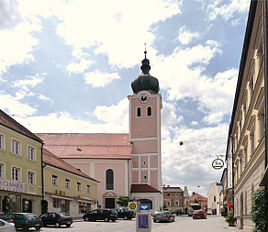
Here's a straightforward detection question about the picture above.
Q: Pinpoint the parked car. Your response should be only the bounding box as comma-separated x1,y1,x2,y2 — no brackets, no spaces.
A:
0,219,16,232
9,213,42,231
0,213,14,223
40,212,73,228
188,209,193,216
83,209,118,222
152,211,175,223
192,210,207,219
115,208,135,220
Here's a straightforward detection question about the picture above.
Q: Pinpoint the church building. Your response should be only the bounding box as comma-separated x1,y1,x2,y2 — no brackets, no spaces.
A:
37,51,163,211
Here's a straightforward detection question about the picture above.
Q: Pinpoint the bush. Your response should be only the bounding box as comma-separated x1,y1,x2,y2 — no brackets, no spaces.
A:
251,189,268,232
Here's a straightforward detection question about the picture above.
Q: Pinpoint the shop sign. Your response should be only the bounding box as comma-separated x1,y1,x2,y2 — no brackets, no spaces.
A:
128,201,137,211
0,179,25,192
212,158,224,170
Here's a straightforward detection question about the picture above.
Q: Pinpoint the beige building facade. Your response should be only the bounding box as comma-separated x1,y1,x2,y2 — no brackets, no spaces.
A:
207,182,222,215
226,1,267,231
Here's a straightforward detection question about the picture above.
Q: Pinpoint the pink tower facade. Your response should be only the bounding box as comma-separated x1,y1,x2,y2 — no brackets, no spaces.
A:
128,52,162,211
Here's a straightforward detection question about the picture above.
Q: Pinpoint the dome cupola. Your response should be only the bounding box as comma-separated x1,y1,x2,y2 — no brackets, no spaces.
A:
131,50,160,94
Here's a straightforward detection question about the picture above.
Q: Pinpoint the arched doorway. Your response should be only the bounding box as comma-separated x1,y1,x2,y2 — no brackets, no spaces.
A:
137,199,153,209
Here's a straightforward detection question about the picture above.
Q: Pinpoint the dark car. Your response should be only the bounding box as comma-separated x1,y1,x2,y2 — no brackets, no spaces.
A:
0,213,14,223
83,209,118,222
152,211,175,223
188,209,193,216
40,212,73,228
9,213,42,231
192,210,207,219
115,208,135,220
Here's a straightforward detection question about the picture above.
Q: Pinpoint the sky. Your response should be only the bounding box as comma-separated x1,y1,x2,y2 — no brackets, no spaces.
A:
0,0,251,197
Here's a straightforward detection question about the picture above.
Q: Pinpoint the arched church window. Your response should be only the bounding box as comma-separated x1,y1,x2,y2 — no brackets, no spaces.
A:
106,169,114,190
137,107,141,117
147,107,152,116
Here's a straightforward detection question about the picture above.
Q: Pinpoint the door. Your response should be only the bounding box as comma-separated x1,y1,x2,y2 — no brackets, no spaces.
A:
105,198,115,208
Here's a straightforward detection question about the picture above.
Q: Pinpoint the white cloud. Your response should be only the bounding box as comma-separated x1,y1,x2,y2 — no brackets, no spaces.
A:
14,98,129,133
0,94,36,117
178,26,200,45
13,76,43,91
84,70,120,87
66,58,93,74
207,0,250,21
191,121,198,126
54,0,181,68
38,94,53,104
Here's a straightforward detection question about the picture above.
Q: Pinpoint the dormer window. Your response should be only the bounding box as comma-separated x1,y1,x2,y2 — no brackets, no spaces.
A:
137,107,141,117
147,107,152,116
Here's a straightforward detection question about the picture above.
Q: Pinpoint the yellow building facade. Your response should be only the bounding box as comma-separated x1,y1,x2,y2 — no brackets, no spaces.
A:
43,149,98,218
0,110,43,215
226,1,267,231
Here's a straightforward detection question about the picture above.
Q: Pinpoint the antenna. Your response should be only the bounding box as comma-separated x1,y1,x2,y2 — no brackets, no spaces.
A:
144,43,147,58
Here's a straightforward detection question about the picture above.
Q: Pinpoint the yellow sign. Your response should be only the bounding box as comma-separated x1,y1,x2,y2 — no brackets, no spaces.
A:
128,201,137,211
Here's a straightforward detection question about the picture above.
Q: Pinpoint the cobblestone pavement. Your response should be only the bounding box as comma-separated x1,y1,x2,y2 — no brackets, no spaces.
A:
27,215,240,232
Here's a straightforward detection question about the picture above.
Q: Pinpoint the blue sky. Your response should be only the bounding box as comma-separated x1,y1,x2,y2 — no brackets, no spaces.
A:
0,0,251,196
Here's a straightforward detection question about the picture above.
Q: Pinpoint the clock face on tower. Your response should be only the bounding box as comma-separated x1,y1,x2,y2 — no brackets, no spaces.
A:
138,93,149,103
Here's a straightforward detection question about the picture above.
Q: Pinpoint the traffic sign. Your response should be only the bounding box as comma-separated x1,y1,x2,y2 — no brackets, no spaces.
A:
139,204,150,210
128,201,137,211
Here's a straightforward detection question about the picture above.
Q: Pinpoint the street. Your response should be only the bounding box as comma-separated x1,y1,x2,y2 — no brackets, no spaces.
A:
31,216,240,232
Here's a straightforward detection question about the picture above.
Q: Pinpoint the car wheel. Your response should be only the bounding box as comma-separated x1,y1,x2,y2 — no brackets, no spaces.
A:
43,223,47,227
66,224,71,227
35,226,41,230
85,217,89,221
104,218,109,222
55,222,61,228
128,217,132,220
112,219,116,222
153,219,156,223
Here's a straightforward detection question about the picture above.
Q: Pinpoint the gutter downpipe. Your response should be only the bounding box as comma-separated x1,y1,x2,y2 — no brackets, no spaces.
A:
264,0,268,189
41,143,44,199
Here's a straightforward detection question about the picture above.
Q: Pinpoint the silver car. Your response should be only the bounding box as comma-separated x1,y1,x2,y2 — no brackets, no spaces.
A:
152,211,175,223
0,219,16,232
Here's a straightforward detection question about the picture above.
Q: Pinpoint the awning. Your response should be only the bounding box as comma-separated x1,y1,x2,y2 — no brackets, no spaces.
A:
260,165,268,186
50,195,73,201
77,199,93,203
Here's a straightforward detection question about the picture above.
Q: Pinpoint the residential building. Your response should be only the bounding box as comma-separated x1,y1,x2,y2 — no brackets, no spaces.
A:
225,1,268,231
0,109,43,214
189,192,207,212
163,185,189,213
37,51,163,211
43,148,98,218
207,182,223,215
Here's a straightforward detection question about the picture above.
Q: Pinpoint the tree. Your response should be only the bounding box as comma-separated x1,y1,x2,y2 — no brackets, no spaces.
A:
117,196,134,207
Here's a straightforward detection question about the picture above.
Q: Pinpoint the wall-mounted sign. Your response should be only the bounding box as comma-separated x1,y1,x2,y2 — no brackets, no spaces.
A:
128,201,137,211
0,179,25,192
212,158,224,170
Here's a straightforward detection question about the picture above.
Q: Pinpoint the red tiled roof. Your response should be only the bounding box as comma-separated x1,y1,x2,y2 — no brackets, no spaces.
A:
189,193,207,201
36,133,132,159
131,184,161,193
0,109,42,143
43,148,99,182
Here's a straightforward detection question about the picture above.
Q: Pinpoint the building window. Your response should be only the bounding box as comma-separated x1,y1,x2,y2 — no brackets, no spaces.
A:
12,167,21,181
244,146,248,165
167,193,170,197
52,175,57,186
144,175,147,179
0,134,4,150
53,199,60,208
214,196,216,202
167,201,171,206
137,107,141,117
28,171,35,185
65,179,70,189
147,107,152,116
175,193,179,197
27,146,35,161
106,169,114,190
250,130,255,157
175,201,179,206
77,182,81,192
11,139,20,156
0,163,4,178
86,184,90,194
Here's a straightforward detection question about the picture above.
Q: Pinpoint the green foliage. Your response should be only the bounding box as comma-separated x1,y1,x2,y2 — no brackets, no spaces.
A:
225,210,236,223
117,196,134,207
251,189,268,232
41,199,48,214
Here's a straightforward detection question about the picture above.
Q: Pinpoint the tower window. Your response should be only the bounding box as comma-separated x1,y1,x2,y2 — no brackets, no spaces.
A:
137,107,141,117
147,107,152,116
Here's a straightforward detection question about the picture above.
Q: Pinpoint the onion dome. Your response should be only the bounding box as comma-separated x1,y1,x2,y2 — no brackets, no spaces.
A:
131,51,160,94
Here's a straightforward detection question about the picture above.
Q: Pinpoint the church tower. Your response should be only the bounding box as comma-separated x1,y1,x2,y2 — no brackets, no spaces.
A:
128,51,162,211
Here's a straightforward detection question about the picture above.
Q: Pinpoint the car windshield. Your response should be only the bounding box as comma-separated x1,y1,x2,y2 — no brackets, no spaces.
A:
194,210,203,213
